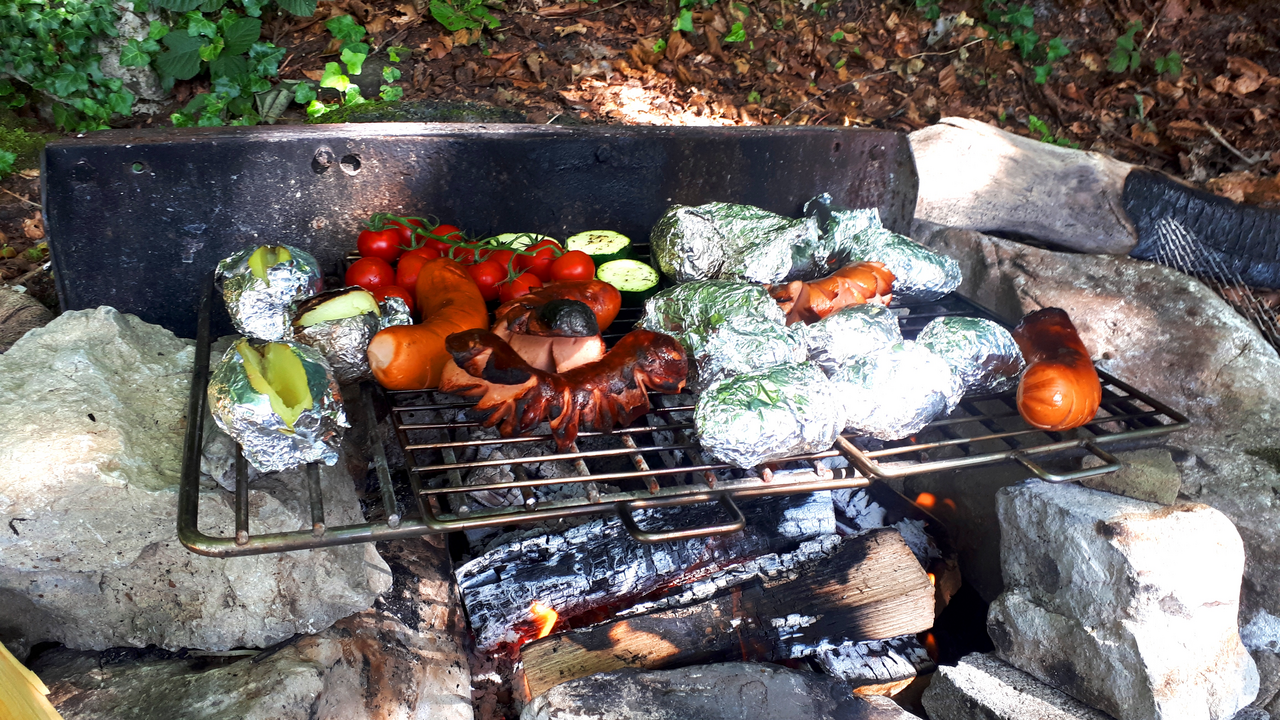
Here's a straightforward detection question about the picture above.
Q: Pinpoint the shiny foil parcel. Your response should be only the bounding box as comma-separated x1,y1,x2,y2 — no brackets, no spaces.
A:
650,202,824,284
208,341,348,473
292,311,381,386
695,362,841,469
804,193,883,261
916,316,1025,394
694,314,810,393
640,280,788,359
217,246,324,341
830,342,963,441
378,296,413,329
851,227,962,301
805,304,903,375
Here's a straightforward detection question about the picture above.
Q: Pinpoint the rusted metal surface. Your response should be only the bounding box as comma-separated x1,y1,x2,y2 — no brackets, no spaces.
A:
44,123,917,337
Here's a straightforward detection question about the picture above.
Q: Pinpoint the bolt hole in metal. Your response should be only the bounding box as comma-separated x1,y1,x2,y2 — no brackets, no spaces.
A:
833,141,842,153
130,161,147,174
311,147,335,174
339,153,362,175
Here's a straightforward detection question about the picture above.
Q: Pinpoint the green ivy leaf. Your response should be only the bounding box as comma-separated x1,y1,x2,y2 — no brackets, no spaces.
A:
131,0,151,13
344,85,364,104
240,0,269,16
120,39,152,67
723,22,745,43
341,46,367,75
325,14,366,42
212,74,241,97
429,0,478,32
320,61,350,91
674,9,694,33
380,84,404,101
156,31,204,79
1034,63,1052,84
0,150,16,178
1046,36,1069,63
274,0,318,16
247,42,286,76
306,99,329,119
1004,3,1034,28
200,0,225,12
295,81,316,104
148,20,169,40
185,11,217,38
382,65,401,82
108,89,134,115
222,16,261,55
387,45,410,62
652,38,667,53
152,0,203,12
830,30,844,42
208,52,247,77
198,35,224,62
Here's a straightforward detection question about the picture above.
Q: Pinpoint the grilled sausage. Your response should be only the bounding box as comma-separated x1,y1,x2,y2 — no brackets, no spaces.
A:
1012,308,1102,431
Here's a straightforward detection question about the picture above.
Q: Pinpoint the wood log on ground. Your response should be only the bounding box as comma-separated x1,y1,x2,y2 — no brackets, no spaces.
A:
0,288,53,353
456,492,835,652
814,635,936,697
521,528,934,698
909,117,1138,255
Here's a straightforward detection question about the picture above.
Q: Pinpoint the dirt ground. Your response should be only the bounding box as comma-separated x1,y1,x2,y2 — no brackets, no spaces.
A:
3,0,1280,304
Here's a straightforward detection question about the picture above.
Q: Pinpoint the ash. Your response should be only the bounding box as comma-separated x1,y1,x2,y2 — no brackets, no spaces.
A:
805,634,934,683
834,487,940,565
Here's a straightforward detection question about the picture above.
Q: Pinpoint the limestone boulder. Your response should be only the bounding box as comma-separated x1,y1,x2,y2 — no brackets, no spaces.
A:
988,480,1257,720
922,653,1112,720
913,221,1280,622
0,308,389,655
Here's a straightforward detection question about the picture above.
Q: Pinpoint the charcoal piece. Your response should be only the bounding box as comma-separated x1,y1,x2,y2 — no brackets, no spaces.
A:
455,492,836,652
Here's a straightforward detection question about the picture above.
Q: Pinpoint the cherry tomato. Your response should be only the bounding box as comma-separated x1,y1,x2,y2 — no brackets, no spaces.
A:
549,250,596,283
498,272,543,303
395,253,436,292
357,228,404,263
401,246,441,263
421,223,466,255
516,239,563,282
485,248,516,271
345,257,395,291
442,245,477,265
386,217,427,247
373,285,416,316
467,260,507,301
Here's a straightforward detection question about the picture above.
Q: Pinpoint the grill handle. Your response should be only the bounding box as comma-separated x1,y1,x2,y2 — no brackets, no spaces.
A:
616,493,746,544
1013,442,1123,483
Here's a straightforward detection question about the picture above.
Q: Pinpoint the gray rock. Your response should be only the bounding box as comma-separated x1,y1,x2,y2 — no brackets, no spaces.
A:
520,662,912,720
988,480,1257,720
1251,650,1280,709
0,308,389,655
913,221,1280,623
1080,447,1182,505
35,538,472,720
1234,710,1272,720
96,2,167,107
922,653,1113,720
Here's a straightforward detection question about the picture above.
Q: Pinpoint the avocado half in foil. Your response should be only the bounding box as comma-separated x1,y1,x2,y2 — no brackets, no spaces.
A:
217,245,324,341
291,287,382,385
208,338,348,473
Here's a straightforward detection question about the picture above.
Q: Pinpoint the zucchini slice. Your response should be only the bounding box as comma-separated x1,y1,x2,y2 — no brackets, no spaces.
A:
565,230,632,264
596,258,661,304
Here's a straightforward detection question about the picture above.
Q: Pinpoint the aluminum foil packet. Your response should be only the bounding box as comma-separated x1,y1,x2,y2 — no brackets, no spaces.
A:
208,340,348,473
649,202,823,284
292,313,381,386
830,342,963,441
378,296,413,329
695,314,809,393
640,280,787,358
695,362,842,468
917,316,1025,394
805,304,903,375
803,193,882,261
217,245,324,341
850,227,962,301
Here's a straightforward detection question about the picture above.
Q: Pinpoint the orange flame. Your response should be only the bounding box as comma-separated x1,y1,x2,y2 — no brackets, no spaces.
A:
928,572,937,587
914,492,936,509
529,601,558,640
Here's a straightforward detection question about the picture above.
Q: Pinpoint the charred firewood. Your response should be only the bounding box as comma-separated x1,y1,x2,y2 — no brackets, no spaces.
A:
456,492,836,653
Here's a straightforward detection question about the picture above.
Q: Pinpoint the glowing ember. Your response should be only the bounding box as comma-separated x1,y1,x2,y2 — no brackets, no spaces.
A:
928,572,937,587
529,601,558,640
914,492,936,509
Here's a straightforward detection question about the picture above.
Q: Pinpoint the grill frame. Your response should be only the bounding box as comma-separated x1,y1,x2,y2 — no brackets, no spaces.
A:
177,273,1188,557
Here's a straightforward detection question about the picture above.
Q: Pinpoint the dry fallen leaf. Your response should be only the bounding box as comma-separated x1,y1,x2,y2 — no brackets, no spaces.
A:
734,58,750,75
1130,123,1160,147
1233,75,1263,96
302,69,325,81
538,2,589,17
365,14,388,34
1228,56,1269,80
865,52,886,70
555,23,587,37
17,169,39,179
395,2,419,22
666,30,693,63
1166,119,1204,137
23,214,44,240
938,64,958,95
425,35,453,59
453,27,481,46
1212,74,1232,94
1080,52,1102,72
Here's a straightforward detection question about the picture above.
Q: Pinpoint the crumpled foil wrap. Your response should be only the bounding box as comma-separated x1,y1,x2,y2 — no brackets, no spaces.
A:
378,296,414,329
650,202,823,283
217,246,324,341
916,316,1025,394
292,310,380,385
804,193,883,261
695,362,841,468
805,304,903,375
830,342,963,441
640,280,787,358
695,314,809,392
208,341,348,473
850,227,962,301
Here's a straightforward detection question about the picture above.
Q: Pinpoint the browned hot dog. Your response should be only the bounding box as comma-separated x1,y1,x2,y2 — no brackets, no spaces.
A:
1012,308,1102,431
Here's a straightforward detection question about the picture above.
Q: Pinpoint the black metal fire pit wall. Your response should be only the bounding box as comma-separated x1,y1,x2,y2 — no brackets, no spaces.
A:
43,123,917,338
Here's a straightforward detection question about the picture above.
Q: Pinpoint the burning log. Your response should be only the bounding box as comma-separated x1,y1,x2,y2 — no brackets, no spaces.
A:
811,635,936,697
456,492,836,652
520,528,934,698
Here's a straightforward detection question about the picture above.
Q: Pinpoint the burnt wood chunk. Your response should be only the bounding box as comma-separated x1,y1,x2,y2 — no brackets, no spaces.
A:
456,492,836,652
521,528,935,698
44,125,917,337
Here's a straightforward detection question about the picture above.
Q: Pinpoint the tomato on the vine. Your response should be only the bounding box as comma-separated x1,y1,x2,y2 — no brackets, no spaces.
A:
484,248,516,270
395,253,437,292
402,246,441,263
357,228,404,263
345,257,395,290
549,250,595,283
386,217,427,247
498,272,543,302
516,239,563,282
442,245,477,265
467,260,507,301
373,285,416,316
420,223,466,255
